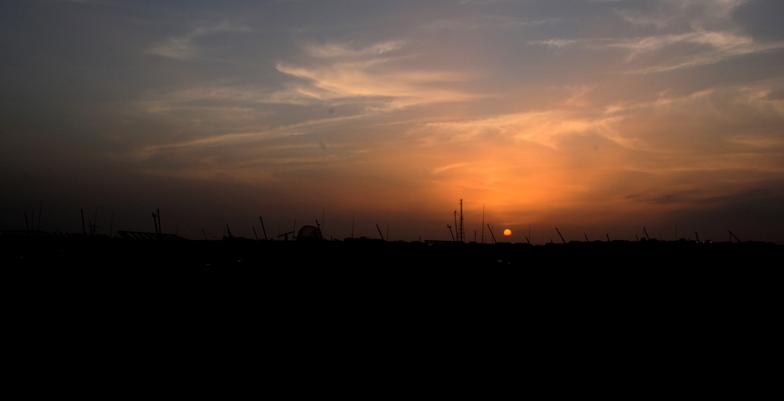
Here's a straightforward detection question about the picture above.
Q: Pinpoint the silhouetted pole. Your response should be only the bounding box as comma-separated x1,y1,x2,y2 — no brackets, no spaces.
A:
643,226,650,240
729,230,741,243
447,225,455,241
202,228,208,240
376,224,385,241
259,217,268,240
459,199,464,242
525,236,531,245
556,227,566,244
253,226,258,240
584,234,589,242
226,225,233,238
487,224,497,244
481,204,485,244
453,211,458,241
695,231,700,243
606,233,610,242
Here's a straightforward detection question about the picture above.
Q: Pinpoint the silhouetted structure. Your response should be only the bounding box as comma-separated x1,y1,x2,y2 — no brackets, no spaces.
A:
297,225,323,240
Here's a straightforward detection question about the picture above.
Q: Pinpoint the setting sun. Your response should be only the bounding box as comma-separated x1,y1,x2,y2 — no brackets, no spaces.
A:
503,229,512,236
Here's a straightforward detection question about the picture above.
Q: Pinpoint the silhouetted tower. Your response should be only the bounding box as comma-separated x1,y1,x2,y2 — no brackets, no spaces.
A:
459,199,464,242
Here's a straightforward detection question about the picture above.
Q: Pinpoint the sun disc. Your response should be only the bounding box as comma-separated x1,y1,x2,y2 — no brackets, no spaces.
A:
503,229,512,236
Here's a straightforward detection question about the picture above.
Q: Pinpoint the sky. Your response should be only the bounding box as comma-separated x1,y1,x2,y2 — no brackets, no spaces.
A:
1,0,783,243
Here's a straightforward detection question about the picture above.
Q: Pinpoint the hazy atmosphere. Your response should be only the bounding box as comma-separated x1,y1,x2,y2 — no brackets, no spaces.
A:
2,0,783,243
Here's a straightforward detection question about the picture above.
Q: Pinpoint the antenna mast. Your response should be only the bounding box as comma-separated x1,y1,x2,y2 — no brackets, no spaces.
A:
459,199,464,243
481,204,485,244
453,210,457,240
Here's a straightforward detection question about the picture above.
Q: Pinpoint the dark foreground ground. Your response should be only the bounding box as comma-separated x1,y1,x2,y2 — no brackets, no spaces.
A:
4,233,779,389
2,234,780,267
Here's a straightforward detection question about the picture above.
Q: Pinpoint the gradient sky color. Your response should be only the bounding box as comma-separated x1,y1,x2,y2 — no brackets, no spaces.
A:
2,0,783,243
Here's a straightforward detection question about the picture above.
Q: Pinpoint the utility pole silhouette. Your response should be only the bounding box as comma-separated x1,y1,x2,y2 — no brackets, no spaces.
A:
459,199,464,243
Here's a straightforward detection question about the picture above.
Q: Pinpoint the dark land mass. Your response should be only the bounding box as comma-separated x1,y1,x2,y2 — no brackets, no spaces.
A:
2,232,780,268
4,231,778,368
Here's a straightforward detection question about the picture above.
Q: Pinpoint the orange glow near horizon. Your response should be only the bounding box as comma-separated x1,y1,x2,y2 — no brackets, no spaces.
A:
3,1,783,244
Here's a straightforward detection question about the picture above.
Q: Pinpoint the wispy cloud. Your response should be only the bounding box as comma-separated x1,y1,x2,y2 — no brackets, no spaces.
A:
147,21,251,60
432,163,472,175
528,39,583,48
269,41,474,110
303,41,404,58
411,109,622,149
616,0,748,30
613,31,784,73
421,15,552,32
599,82,784,160
534,0,783,74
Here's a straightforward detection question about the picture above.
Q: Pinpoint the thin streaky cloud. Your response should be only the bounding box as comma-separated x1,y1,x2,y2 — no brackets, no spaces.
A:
420,15,554,32
432,163,472,175
303,41,405,58
271,41,474,109
528,39,583,48
134,111,376,160
147,21,252,60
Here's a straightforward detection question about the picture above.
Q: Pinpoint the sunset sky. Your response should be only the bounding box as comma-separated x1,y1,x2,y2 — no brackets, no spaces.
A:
2,0,783,243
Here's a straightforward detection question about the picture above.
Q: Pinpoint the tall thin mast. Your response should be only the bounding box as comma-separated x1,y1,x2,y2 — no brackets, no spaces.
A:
259,217,268,240
453,210,457,241
481,204,485,244
459,199,464,243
